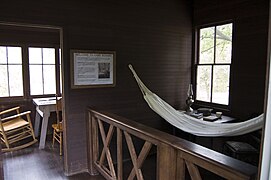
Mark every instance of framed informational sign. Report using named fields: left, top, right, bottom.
left=71, top=50, right=116, bottom=88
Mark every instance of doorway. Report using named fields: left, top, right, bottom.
left=0, top=22, right=68, bottom=179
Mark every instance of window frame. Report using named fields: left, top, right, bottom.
left=28, top=47, right=57, bottom=96
left=0, top=43, right=61, bottom=102
left=0, top=45, right=24, bottom=98
left=193, top=21, right=234, bottom=110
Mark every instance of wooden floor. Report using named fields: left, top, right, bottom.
left=2, top=141, right=104, bottom=180
left=2, top=139, right=229, bottom=180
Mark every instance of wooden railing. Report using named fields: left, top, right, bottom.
left=87, top=108, right=257, bottom=180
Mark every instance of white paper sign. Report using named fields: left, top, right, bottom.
left=73, top=52, right=114, bottom=86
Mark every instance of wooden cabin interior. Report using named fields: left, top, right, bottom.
left=0, top=0, right=270, bottom=179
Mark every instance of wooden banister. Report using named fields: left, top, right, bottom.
left=87, top=108, right=257, bottom=180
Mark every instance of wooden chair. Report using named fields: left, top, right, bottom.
left=52, top=96, right=63, bottom=155
left=0, top=107, right=37, bottom=152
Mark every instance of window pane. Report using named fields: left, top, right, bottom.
left=212, top=65, right=230, bottom=105
left=199, top=27, right=214, bottom=64
left=8, top=65, right=23, bottom=96
left=60, top=65, right=62, bottom=94
left=43, top=48, right=55, bottom=64
left=43, top=65, right=56, bottom=94
left=30, top=65, right=43, bottom=95
left=216, top=23, right=232, bottom=63
left=0, top=65, right=9, bottom=97
left=59, top=49, right=62, bottom=94
left=196, top=66, right=212, bottom=102
left=29, top=47, right=42, bottom=64
left=29, top=48, right=57, bottom=95
left=7, top=47, right=22, bottom=64
left=0, top=47, right=7, bottom=64
left=59, top=48, right=61, bottom=63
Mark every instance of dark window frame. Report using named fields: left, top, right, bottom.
left=193, top=21, right=234, bottom=110
left=0, top=43, right=61, bottom=102
left=28, top=47, right=57, bottom=96
left=0, top=46, right=24, bottom=97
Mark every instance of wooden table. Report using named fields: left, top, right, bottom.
left=173, top=111, right=237, bottom=151
left=33, top=97, right=57, bottom=149
left=202, top=113, right=236, bottom=123
left=173, top=111, right=237, bottom=134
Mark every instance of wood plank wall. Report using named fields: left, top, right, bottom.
left=0, top=26, right=60, bottom=46
left=0, top=0, right=192, bottom=175
left=193, top=0, right=269, bottom=119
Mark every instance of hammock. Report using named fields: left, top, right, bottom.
left=128, top=64, right=264, bottom=137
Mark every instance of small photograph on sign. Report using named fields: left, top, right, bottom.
left=98, top=62, right=110, bottom=79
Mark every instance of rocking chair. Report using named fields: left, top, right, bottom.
left=0, top=106, right=37, bottom=152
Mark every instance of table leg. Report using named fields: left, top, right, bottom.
left=39, top=110, right=50, bottom=149
left=34, top=110, right=42, bottom=137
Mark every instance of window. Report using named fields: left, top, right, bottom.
left=0, top=46, right=24, bottom=97
left=59, top=49, right=62, bottom=94
left=195, top=23, right=233, bottom=105
left=0, top=45, right=61, bottom=99
left=29, top=47, right=56, bottom=95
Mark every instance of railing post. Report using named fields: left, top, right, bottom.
left=177, top=153, right=186, bottom=180
left=87, top=112, right=99, bottom=175
left=117, top=128, right=123, bottom=180
left=157, top=143, right=179, bottom=180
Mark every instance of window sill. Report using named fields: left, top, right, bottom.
left=192, top=100, right=231, bottom=115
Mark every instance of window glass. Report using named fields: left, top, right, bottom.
left=43, top=65, right=56, bottom=94
left=8, top=65, right=23, bottom=96
left=196, top=23, right=232, bottom=105
left=29, top=47, right=56, bottom=95
left=215, top=24, right=232, bottom=63
left=0, top=47, right=7, bottom=64
left=196, top=66, right=212, bottom=102
left=212, top=65, right=230, bottom=104
left=43, top=48, right=55, bottom=64
left=0, top=46, right=23, bottom=97
left=8, top=47, right=22, bottom=64
left=29, top=65, right=43, bottom=95
left=0, top=45, right=60, bottom=98
left=59, top=48, right=62, bottom=94
left=199, top=27, right=215, bottom=64
left=29, top=47, right=42, bottom=64
left=0, top=65, right=9, bottom=97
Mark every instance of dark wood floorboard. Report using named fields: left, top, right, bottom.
left=2, top=140, right=104, bottom=180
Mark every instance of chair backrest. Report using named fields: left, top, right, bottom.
left=0, top=106, right=20, bottom=117
left=55, top=96, right=62, bottom=125
left=0, top=107, right=20, bottom=123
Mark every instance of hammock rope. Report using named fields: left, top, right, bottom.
left=128, top=64, right=264, bottom=137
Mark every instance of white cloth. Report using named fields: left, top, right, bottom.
left=129, top=64, right=264, bottom=137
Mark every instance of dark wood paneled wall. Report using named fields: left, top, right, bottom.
left=0, top=0, right=192, bottom=175
left=0, top=25, right=59, bottom=46
left=193, top=0, right=269, bottom=119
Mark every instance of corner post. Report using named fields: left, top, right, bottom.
left=157, top=143, right=179, bottom=180
left=87, top=110, right=99, bottom=175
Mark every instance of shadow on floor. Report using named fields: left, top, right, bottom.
left=2, top=140, right=104, bottom=180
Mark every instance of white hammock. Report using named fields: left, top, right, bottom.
left=128, top=64, right=264, bottom=137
